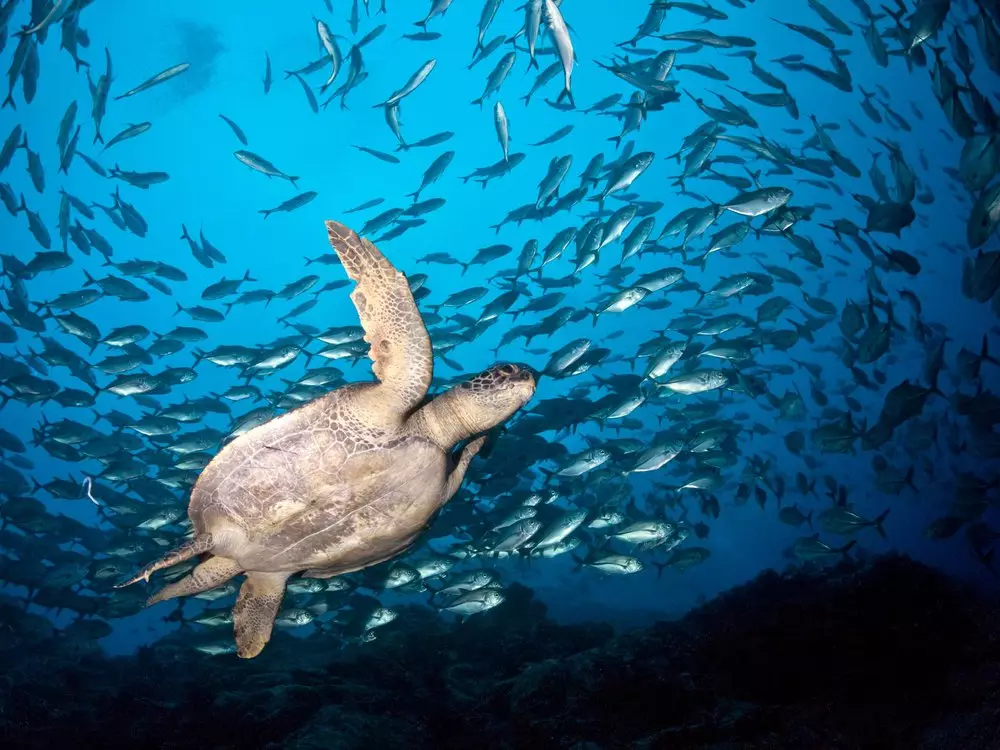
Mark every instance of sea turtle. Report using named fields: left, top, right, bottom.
left=117, top=221, right=536, bottom=658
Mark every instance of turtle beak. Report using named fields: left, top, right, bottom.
left=513, top=366, right=536, bottom=398
left=507, top=362, right=537, bottom=381
left=510, top=363, right=537, bottom=390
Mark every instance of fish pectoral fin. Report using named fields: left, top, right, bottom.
left=233, top=571, right=289, bottom=659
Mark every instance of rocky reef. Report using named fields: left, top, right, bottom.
left=1, top=555, right=998, bottom=749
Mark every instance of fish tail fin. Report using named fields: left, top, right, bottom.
left=980, top=333, right=1000, bottom=367
left=258, top=209, right=273, bottom=219
left=839, top=540, right=857, bottom=559
left=1, top=93, right=15, bottom=110
left=882, top=4, right=903, bottom=23
left=472, top=96, right=484, bottom=107
left=905, top=466, right=917, bottom=493
left=874, top=509, right=890, bottom=540
left=173, top=302, right=184, bottom=317
left=556, top=87, right=574, bottom=108
left=653, top=562, right=667, bottom=580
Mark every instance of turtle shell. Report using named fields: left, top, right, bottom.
left=188, top=387, right=448, bottom=574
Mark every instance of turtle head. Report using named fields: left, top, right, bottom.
left=456, top=363, right=536, bottom=429
left=413, top=363, right=535, bottom=448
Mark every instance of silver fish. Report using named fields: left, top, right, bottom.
left=376, top=58, right=436, bottom=108
left=494, top=100, right=510, bottom=161
left=115, top=62, right=190, bottom=100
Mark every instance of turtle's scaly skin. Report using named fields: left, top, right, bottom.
left=118, top=221, right=535, bottom=658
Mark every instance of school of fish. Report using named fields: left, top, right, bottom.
left=1, top=0, right=1000, bottom=654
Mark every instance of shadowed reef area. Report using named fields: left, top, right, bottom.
left=1, top=554, right=998, bottom=749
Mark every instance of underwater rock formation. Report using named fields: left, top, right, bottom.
left=1, top=555, right=997, bottom=749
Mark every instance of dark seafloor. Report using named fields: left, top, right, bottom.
left=3, top=555, right=1000, bottom=749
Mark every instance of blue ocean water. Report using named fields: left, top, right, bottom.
left=0, top=0, right=998, bottom=666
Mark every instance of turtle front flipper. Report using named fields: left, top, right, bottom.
left=441, top=436, right=487, bottom=503
left=147, top=555, right=243, bottom=606
left=115, top=534, right=215, bottom=588
left=325, top=220, right=433, bottom=418
left=233, top=572, right=290, bottom=659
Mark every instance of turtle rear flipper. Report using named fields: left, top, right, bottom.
left=148, top=555, right=242, bottom=606
left=115, top=534, right=215, bottom=588
left=233, top=572, right=289, bottom=659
